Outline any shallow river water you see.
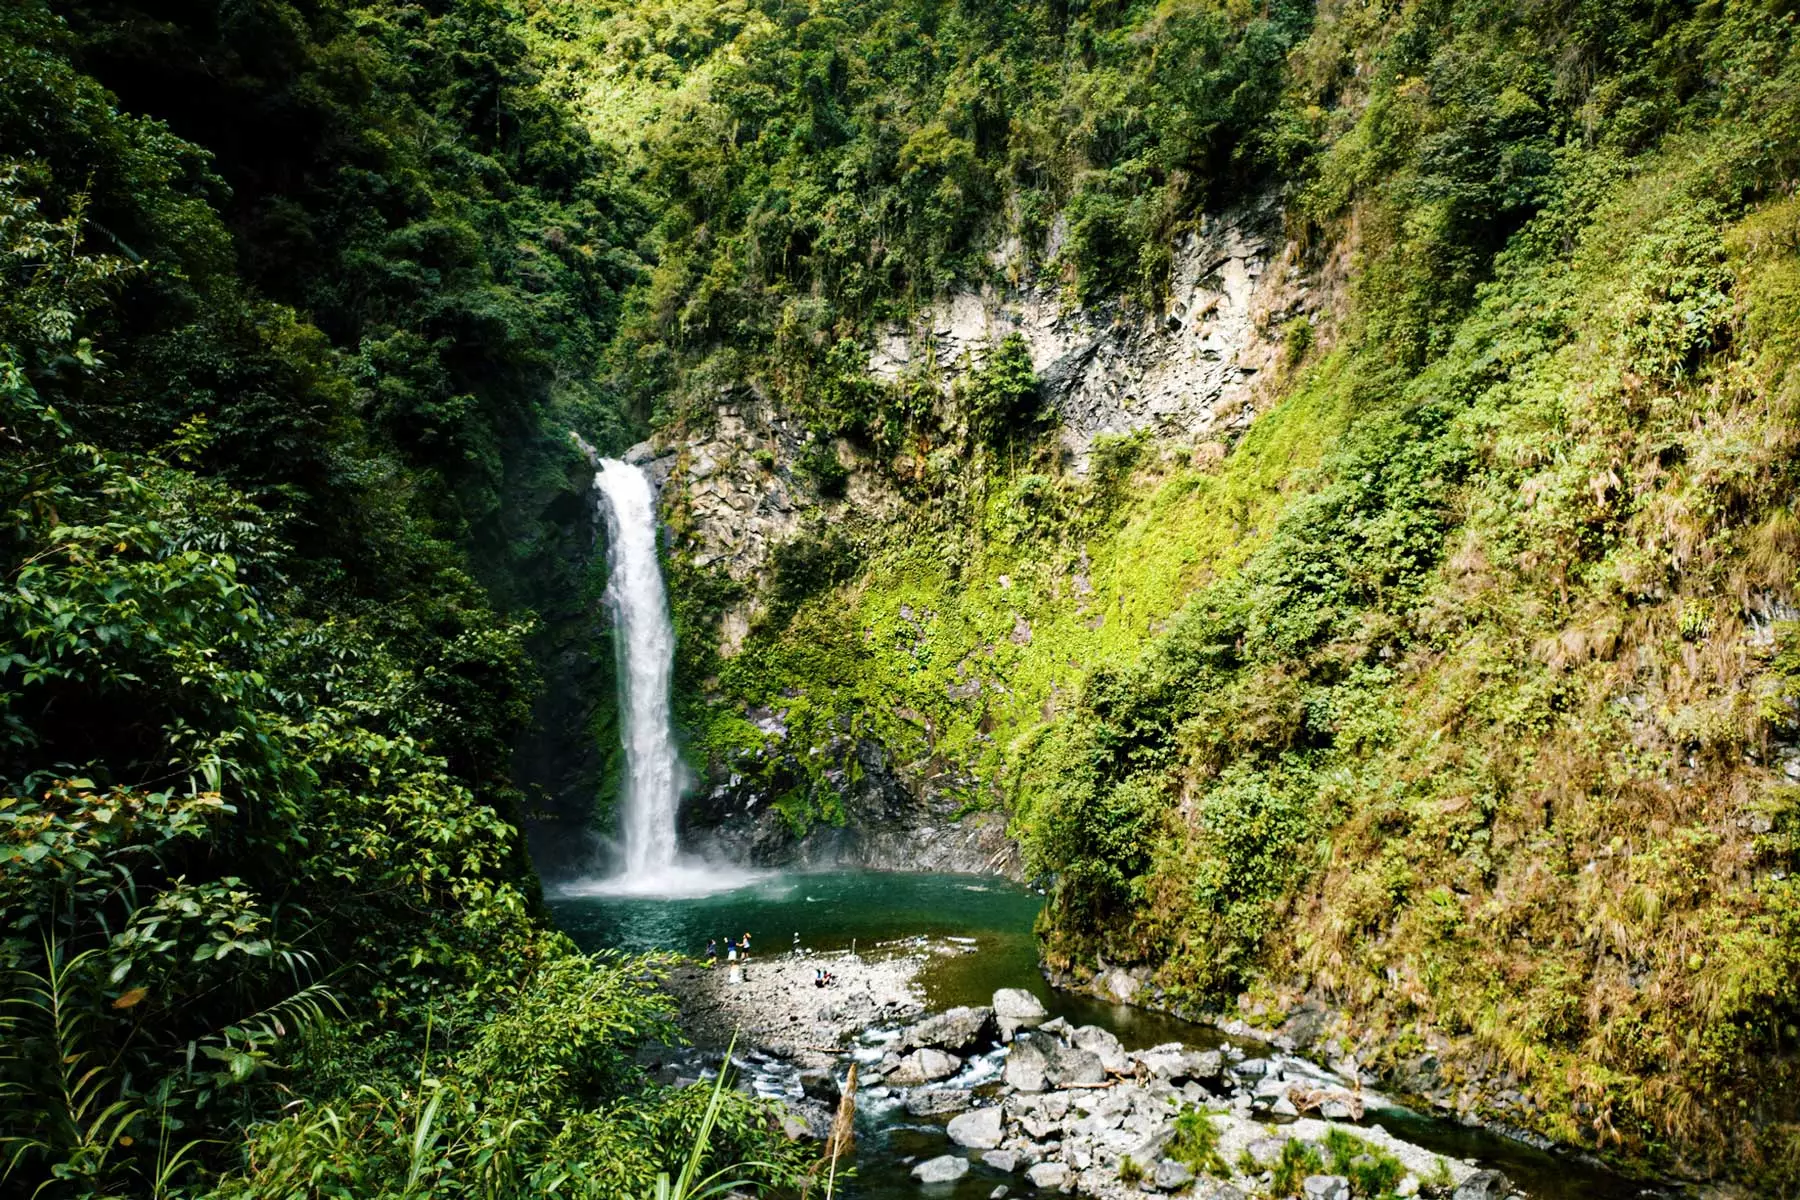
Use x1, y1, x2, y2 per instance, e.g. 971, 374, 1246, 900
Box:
551, 871, 1651, 1200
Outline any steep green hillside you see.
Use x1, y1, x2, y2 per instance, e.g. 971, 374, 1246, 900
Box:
521, 0, 1800, 1187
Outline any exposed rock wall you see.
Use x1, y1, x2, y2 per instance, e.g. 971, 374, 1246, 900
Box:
870, 198, 1314, 464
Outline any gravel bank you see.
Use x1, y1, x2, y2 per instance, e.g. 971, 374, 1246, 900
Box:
664, 949, 926, 1065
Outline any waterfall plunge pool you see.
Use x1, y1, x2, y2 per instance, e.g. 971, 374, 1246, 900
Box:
550, 870, 1646, 1200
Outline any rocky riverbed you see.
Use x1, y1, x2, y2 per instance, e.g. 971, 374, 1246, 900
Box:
663, 958, 1533, 1200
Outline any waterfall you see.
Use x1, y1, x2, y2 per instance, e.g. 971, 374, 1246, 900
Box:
592, 457, 686, 882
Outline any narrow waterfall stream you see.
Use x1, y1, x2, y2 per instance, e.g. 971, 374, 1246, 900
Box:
593, 457, 685, 883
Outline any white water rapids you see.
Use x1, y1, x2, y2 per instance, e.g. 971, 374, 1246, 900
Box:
565, 450, 757, 898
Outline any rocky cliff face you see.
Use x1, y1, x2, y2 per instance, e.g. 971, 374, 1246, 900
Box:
632, 197, 1326, 876
870, 198, 1312, 465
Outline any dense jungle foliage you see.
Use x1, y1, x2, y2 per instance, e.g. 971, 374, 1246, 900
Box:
515, 0, 1800, 1190
10, 0, 1800, 1193
0, 0, 806, 1194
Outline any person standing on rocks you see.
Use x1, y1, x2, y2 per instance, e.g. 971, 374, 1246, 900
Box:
741, 932, 752, 958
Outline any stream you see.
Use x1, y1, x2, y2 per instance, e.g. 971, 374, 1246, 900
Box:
551, 871, 1651, 1200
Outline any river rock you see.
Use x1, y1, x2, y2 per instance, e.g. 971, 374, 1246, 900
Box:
993, 988, 1049, 1039
983, 1148, 1021, 1171
907, 1088, 973, 1116
1453, 1170, 1513, 1200
1025, 1162, 1070, 1191
889, 1048, 962, 1085
1043, 1043, 1105, 1087
912, 1155, 970, 1184
798, 1067, 839, 1102
1152, 1159, 1194, 1190
903, 1006, 997, 1054
1069, 1025, 1129, 1073
1004, 1036, 1049, 1092
1302, 1177, 1350, 1200
947, 1106, 1006, 1149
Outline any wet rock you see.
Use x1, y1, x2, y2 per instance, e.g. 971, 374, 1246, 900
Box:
947, 1107, 1006, 1149
890, 1048, 962, 1085
904, 1006, 998, 1054
993, 988, 1049, 1039
991, 1189, 1008, 1200
1152, 1159, 1194, 1190
1026, 1161, 1070, 1191
983, 1148, 1021, 1172
1453, 1170, 1513, 1200
1302, 1177, 1350, 1200
912, 1155, 970, 1184
1069, 1025, 1129, 1073
798, 1067, 839, 1102
907, 1088, 973, 1116
1005, 1036, 1049, 1092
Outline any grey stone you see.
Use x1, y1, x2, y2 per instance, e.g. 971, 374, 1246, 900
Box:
1188, 1049, 1224, 1080
1070, 1025, 1129, 1073
1043, 1044, 1105, 1088
1270, 1095, 1299, 1117
947, 1107, 1006, 1150
1039, 1016, 1071, 1035
991, 1189, 1009, 1200
1025, 1162, 1070, 1191
1005, 1036, 1049, 1092
1453, 1170, 1514, 1200
1152, 1159, 1194, 1190
906, 1088, 973, 1117
984, 1149, 1022, 1172
912, 1155, 970, 1184
994, 988, 1050, 1039
889, 1048, 962, 1086
904, 1006, 999, 1054
1302, 1177, 1350, 1200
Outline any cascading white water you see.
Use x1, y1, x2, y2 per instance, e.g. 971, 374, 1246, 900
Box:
592, 458, 686, 882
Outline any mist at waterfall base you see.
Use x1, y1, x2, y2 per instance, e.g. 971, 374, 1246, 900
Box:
559, 455, 760, 899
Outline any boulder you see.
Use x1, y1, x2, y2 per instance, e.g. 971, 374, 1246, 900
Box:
798, 1068, 839, 1102
1004, 1037, 1049, 1092
983, 1148, 1022, 1172
889, 1048, 962, 1086
1152, 1159, 1194, 1190
912, 1155, 970, 1184
1043, 1043, 1106, 1088
993, 988, 1050, 1039
907, 1088, 973, 1117
1453, 1170, 1513, 1200
903, 1006, 998, 1054
947, 1107, 1006, 1150
1188, 1049, 1224, 1080
1243, 1138, 1285, 1168
1069, 1025, 1129, 1073
1302, 1177, 1350, 1200
1025, 1162, 1070, 1191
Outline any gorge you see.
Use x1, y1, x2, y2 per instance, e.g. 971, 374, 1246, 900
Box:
4, 0, 1800, 1197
